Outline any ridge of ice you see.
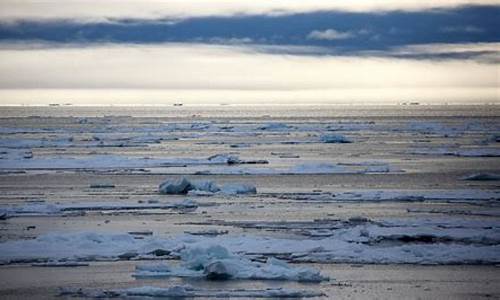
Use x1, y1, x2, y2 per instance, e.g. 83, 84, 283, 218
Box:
159, 177, 256, 195
135, 244, 328, 282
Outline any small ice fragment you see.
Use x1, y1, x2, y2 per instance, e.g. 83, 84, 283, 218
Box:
159, 177, 192, 194
185, 229, 229, 236
118, 251, 138, 260
207, 154, 241, 164
258, 123, 293, 131
32, 262, 89, 267
220, 183, 257, 195
364, 165, 390, 173
159, 177, 256, 195
127, 231, 153, 236
89, 184, 115, 189
169, 199, 198, 210
148, 249, 171, 256
204, 261, 233, 280
463, 173, 500, 181
320, 134, 352, 143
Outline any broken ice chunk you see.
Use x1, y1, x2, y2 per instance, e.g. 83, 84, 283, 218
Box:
135, 245, 328, 282
320, 134, 352, 143
159, 177, 256, 195
159, 177, 192, 194
220, 183, 257, 195
462, 173, 500, 181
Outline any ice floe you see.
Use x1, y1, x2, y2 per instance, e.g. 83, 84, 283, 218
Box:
58, 285, 325, 298
289, 163, 350, 174
257, 123, 295, 131
320, 134, 352, 143
269, 189, 500, 202
159, 177, 257, 195
220, 183, 257, 195
1, 219, 499, 265
0, 154, 267, 170
195, 162, 397, 175
0, 199, 199, 218
135, 245, 328, 282
410, 147, 500, 157
462, 173, 500, 181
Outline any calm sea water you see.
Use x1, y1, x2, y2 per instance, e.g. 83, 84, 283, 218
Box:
1, 104, 499, 118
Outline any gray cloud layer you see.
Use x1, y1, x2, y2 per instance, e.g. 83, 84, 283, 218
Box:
1, 1, 498, 22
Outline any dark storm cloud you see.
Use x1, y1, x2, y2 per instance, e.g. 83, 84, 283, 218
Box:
0, 5, 498, 59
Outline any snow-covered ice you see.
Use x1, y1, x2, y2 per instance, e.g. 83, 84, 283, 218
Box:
59, 285, 325, 298
159, 177, 257, 195
0, 199, 199, 217
135, 245, 328, 282
1, 220, 499, 265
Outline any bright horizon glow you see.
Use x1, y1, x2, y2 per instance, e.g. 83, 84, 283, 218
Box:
0, 43, 498, 105
0, 87, 498, 106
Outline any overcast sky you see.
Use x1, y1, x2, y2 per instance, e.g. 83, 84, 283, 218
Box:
0, 0, 498, 105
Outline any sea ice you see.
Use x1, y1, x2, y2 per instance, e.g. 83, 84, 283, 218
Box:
0, 199, 199, 217
159, 177, 257, 195
320, 134, 352, 143
135, 245, 328, 282
159, 177, 192, 194
207, 154, 241, 164
220, 183, 257, 195
58, 285, 325, 298
258, 123, 294, 131
1, 228, 500, 265
462, 173, 500, 181
289, 163, 350, 174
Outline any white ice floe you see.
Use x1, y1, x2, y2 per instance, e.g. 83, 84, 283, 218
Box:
337, 222, 500, 246
195, 161, 399, 176
32, 262, 89, 267
0, 154, 264, 170
363, 165, 391, 173
207, 154, 241, 164
159, 177, 257, 195
289, 163, 351, 174
266, 189, 499, 203
159, 177, 192, 194
405, 121, 498, 136
59, 285, 324, 298
1, 219, 500, 265
220, 183, 257, 195
410, 147, 500, 157
257, 123, 294, 131
320, 134, 352, 143
135, 245, 328, 282
0, 199, 198, 217
332, 189, 500, 202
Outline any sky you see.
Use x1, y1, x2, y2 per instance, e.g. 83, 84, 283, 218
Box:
0, 0, 498, 105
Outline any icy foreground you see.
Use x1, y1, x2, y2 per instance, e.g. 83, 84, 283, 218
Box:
59, 285, 325, 298
1, 217, 499, 265
135, 245, 328, 282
